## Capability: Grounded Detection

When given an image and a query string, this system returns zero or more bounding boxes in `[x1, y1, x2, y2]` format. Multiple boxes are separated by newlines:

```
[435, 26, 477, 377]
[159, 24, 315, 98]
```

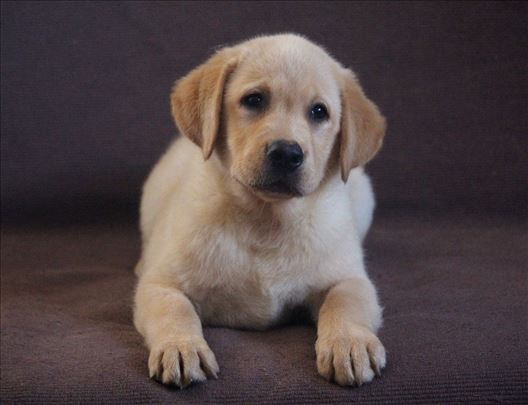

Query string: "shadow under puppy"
[134, 33, 387, 388]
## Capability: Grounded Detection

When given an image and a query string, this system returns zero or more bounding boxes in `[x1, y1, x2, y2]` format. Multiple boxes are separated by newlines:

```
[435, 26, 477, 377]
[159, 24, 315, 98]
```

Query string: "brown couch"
[1, 2, 526, 403]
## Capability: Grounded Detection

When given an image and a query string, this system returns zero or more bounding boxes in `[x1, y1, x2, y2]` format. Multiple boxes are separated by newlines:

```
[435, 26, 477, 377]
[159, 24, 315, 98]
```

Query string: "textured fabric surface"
[1, 216, 527, 403]
[1, 1, 527, 223]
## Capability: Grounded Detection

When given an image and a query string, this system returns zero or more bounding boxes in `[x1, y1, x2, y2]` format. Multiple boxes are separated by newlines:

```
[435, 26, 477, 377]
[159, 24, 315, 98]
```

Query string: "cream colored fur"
[134, 34, 386, 388]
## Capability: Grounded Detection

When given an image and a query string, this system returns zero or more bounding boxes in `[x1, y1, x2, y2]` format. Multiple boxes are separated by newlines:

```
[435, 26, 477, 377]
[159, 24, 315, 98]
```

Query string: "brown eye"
[241, 93, 265, 110]
[309, 103, 329, 122]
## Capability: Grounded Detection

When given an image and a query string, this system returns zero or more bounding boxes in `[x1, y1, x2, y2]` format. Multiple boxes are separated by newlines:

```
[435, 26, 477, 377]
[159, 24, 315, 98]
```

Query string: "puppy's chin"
[253, 189, 300, 202]
[232, 176, 302, 202]
[251, 178, 304, 201]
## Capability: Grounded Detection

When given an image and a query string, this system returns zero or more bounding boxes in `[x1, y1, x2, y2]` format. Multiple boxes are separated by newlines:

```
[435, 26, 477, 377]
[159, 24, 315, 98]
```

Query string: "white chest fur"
[169, 188, 364, 330]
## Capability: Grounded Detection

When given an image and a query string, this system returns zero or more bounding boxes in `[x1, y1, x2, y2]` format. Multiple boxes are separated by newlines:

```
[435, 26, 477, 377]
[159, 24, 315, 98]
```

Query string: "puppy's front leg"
[134, 276, 219, 387]
[315, 278, 386, 386]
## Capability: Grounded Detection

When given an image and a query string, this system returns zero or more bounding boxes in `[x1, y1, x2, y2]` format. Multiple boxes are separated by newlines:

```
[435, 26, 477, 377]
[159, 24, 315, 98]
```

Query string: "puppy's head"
[171, 34, 386, 201]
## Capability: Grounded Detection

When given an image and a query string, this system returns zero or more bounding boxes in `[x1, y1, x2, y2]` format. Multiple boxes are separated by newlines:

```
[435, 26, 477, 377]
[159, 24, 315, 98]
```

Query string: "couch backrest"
[1, 1, 526, 224]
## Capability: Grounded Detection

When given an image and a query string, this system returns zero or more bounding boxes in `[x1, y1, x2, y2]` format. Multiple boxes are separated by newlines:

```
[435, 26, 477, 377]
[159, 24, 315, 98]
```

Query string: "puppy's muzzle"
[266, 140, 304, 174]
[252, 140, 304, 197]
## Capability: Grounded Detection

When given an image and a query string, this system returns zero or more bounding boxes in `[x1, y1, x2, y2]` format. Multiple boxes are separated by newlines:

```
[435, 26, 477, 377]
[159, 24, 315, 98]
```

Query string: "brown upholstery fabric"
[1, 1, 527, 403]
[1, 1, 527, 223]
[1, 217, 527, 403]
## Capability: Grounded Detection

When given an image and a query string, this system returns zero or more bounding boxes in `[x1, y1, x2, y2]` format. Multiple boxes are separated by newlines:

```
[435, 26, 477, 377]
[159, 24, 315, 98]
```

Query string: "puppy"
[134, 33, 387, 388]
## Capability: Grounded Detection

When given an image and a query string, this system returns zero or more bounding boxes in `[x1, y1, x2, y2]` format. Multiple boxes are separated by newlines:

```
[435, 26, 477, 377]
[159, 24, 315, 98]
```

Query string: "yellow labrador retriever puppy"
[134, 33, 387, 388]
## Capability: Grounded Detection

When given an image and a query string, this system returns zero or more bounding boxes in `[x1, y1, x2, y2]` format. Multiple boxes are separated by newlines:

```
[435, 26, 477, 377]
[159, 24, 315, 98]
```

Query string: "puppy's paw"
[315, 326, 386, 387]
[148, 336, 219, 388]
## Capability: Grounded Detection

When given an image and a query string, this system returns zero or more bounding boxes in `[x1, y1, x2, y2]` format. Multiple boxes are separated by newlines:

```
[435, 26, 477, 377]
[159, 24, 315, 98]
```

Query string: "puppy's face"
[223, 38, 341, 199]
[171, 35, 386, 201]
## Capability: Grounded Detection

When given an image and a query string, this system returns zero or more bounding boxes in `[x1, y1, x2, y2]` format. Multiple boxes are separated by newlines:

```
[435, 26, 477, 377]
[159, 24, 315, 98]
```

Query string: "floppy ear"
[339, 69, 386, 182]
[171, 49, 238, 160]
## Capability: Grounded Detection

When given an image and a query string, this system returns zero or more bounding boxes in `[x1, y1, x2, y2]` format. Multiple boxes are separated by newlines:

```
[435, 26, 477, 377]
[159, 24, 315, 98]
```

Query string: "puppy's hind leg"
[349, 168, 376, 242]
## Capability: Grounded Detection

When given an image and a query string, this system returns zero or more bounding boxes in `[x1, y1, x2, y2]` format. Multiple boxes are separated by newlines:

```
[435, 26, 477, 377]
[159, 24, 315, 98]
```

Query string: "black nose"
[266, 140, 304, 173]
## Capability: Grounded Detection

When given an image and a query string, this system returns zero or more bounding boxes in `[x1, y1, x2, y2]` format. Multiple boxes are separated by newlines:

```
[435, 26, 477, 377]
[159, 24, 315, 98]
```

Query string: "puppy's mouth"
[234, 176, 302, 200]
[252, 180, 303, 199]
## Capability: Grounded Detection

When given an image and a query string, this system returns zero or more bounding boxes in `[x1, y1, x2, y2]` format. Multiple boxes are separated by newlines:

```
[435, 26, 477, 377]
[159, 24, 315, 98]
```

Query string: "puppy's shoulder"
[140, 137, 202, 241]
